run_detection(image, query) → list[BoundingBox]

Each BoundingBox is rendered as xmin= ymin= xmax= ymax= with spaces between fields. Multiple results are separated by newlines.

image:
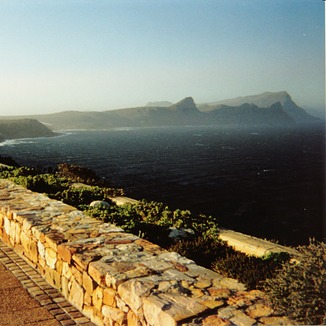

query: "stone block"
xmin=37 ymin=240 xmax=46 ymax=259
xmin=73 ymin=252 xmax=101 ymax=271
xmin=20 ymin=231 xmax=38 ymax=263
xmin=22 ymin=219 xmax=33 ymax=233
xmin=69 ymin=280 xmax=84 ymax=311
xmin=56 ymin=259 xmax=63 ymax=275
xmin=259 ymin=316 xmax=293 ymax=325
xmin=62 ymin=262 xmax=72 ymax=279
xmin=45 ymin=247 xmax=57 ymax=269
xmin=143 ymin=293 xmax=208 ymax=326
xmin=83 ymin=271 xmax=96 ymax=295
xmin=134 ymin=239 xmax=165 ymax=254
xmin=39 ymin=256 xmax=46 ymax=269
xmin=45 ymin=230 xmax=65 ymax=251
xmin=71 ymin=265 xmax=83 ymax=284
xmin=105 ymin=262 xmax=153 ymax=289
xmin=89 ymin=261 xmax=111 ymax=286
xmin=84 ymin=291 xmax=92 ymax=306
xmin=13 ymin=244 xmax=24 ymax=258
xmin=102 ymin=305 xmax=125 ymax=325
xmin=9 ymin=220 xmax=17 ymax=246
xmin=93 ymin=286 xmax=103 ymax=311
xmin=194 ymin=278 xmax=212 ymax=289
xmin=91 ymin=314 xmax=105 ymax=326
xmin=200 ymin=299 xmax=224 ymax=309
xmin=62 ymin=276 xmax=69 ymax=298
xmin=32 ymin=225 xmax=46 ymax=241
xmin=246 ymin=303 xmax=273 ymax=318
xmin=103 ymin=288 xmax=116 ymax=306
xmin=217 ymin=277 xmax=246 ymax=291
xmin=57 ymin=243 xmax=77 ymax=264
xmin=83 ymin=305 xmax=96 ymax=321
xmin=118 ymin=278 xmax=156 ymax=312
xmin=127 ymin=309 xmax=141 ymax=326
xmin=207 ymin=287 xmax=231 ymax=299
xmin=202 ymin=315 xmax=232 ymax=326
xmin=3 ymin=216 xmax=10 ymax=235
xmin=14 ymin=222 xmax=21 ymax=245
xmin=44 ymin=268 xmax=61 ymax=289
xmin=229 ymin=310 xmax=256 ymax=326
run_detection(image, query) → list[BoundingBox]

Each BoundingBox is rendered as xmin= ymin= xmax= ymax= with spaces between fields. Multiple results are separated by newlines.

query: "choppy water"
xmin=0 ymin=124 xmax=324 ymax=245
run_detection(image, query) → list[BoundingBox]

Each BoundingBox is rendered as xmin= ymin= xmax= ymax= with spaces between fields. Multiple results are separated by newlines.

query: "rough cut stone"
xmin=103 ymin=288 xmax=116 ymax=306
xmin=118 ymin=278 xmax=156 ymax=312
xmin=88 ymin=260 xmax=111 ymax=286
xmin=37 ymin=240 xmax=46 ymax=259
xmin=143 ymin=293 xmax=208 ymax=326
xmin=83 ymin=271 xmax=96 ymax=295
xmin=202 ymin=315 xmax=232 ymax=326
xmin=102 ymin=305 xmax=125 ymax=324
xmin=57 ymin=243 xmax=78 ymax=264
xmin=259 ymin=316 xmax=294 ymax=325
xmin=230 ymin=310 xmax=256 ymax=326
xmin=208 ymin=287 xmax=231 ymax=299
xmin=93 ymin=286 xmax=103 ymax=311
xmin=246 ymin=303 xmax=273 ymax=318
xmin=69 ymin=280 xmax=84 ymax=311
xmin=45 ymin=247 xmax=57 ymax=269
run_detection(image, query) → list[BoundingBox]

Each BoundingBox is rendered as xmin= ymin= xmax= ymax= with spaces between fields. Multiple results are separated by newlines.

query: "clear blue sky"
xmin=0 ymin=0 xmax=324 ymax=115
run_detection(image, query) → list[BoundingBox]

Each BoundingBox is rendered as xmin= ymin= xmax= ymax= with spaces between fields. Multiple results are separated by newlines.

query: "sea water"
xmin=0 ymin=124 xmax=324 ymax=245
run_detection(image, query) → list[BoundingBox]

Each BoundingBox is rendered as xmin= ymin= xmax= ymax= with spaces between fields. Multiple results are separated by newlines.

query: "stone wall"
xmin=0 ymin=180 xmax=293 ymax=326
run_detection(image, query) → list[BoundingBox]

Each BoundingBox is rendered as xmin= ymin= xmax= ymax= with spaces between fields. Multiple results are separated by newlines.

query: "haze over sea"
xmin=1 ymin=124 xmax=324 ymax=246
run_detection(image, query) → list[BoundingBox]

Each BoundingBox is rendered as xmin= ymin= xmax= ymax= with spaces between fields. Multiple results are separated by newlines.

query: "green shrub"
xmin=263 ymin=240 xmax=326 ymax=325
xmin=212 ymin=251 xmax=289 ymax=290
xmin=56 ymin=186 xmax=122 ymax=208
xmin=131 ymin=200 xmax=219 ymax=240
xmin=55 ymin=162 xmax=118 ymax=188
xmin=168 ymin=237 xmax=227 ymax=268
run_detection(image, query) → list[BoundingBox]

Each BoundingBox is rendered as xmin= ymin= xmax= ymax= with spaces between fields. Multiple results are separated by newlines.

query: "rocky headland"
xmin=0 ymin=119 xmax=56 ymax=142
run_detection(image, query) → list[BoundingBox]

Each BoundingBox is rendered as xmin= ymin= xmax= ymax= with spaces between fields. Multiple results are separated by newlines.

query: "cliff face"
xmin=200 ymin=91 xmax=317 ymax=123
xmin=0 ymin=119 xmax=56 ymax=141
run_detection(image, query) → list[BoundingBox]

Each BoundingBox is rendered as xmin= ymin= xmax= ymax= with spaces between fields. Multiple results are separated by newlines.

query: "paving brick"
xmin=0 ymin=239 xmax=92 ymax=325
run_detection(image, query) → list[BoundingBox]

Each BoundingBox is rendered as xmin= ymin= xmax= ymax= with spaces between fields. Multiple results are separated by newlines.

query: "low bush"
xmin=169 ymin=237 xmax=290 ymax=289
xmin=212 ymin=251 xmax=289 ymax=290
xmin=263 ymin=239 xmax=326 ymax=325
xmin=84 ymin=200 xmax=219 ymax=248
xmin=168 ymin=237 xmax=228 ymax=268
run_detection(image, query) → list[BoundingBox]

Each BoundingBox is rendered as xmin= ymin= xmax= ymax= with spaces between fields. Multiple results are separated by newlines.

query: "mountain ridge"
xmin=0 ymin=91 xmax=319 ymax=131
xmin=199 ymin=91 xmax=316 ymax=123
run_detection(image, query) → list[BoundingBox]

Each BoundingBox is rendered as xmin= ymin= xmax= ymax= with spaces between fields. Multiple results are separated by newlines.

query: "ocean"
xmin=0 ymin=124 xmax=324 ymax=246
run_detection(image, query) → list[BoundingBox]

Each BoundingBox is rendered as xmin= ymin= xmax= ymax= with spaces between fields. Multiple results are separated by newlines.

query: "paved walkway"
xmin=0 ymin=239 xmax=95 ymax=326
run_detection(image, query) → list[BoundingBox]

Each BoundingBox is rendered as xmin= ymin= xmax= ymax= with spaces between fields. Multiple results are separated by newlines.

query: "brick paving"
xmin=0 ymin=239 xmax=94 ymax=326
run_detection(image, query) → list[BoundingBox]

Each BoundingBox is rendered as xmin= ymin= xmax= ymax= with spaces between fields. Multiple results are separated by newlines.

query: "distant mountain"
xmin=0 ymin=119 xmax=56 ymax=142
xmin=205 ymin=102 xmax=295 ymax=127
xmin=2 ymin=92 xmax=318 ymax=131
xmin=168 ymin=97 xmax=199 ymax=113
xmin=146 ymin=101 xmax=172 ymax=107
xmin=199 ymin=91 xmax=317 ymax=123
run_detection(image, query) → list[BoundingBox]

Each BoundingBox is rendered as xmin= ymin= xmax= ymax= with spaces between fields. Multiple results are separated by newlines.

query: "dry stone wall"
xmin=0 ymin=179 xmax=293 ymax=326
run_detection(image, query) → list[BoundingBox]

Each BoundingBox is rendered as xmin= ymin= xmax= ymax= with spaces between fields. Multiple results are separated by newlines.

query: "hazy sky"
xmin=0 ymin=0 xmax=324 ymax=115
